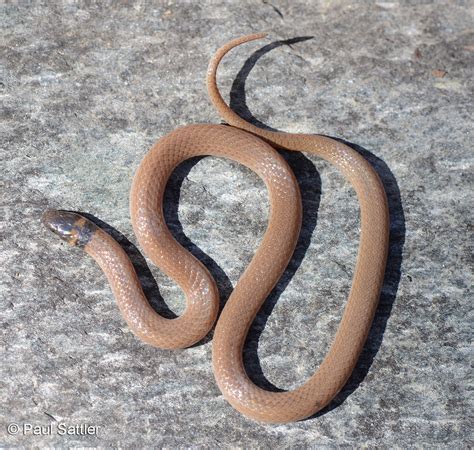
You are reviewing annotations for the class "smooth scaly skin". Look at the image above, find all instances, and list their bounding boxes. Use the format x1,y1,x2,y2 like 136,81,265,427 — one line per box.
129,124,301,349
208,33,389,423
42,33,389,424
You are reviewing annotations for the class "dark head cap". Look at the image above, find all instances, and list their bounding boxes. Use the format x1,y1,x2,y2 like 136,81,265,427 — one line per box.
41,210,97,247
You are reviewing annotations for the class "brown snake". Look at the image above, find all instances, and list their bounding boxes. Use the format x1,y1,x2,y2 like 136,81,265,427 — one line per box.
42,33,389,423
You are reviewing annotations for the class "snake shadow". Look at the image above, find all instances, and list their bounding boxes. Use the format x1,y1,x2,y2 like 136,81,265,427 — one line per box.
79,162,237,346
76,36,404,419
159,151,321,353
78,213,182,321
225,37,406,418
79,196,236,346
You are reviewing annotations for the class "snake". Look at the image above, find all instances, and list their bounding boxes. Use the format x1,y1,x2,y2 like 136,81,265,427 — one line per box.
42,33,389,423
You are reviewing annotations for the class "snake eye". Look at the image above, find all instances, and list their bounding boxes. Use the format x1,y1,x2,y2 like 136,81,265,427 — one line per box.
41,209,95,247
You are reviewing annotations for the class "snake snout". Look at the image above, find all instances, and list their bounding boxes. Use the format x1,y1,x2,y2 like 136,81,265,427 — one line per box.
41,209,96,247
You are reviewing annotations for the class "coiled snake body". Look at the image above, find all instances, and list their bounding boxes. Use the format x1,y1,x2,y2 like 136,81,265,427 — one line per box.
42,33,389,423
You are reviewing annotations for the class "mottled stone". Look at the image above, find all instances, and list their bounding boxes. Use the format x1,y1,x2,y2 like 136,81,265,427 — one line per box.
1,1,472,447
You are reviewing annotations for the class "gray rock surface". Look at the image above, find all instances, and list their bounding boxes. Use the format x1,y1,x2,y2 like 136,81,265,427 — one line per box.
1,1,472,447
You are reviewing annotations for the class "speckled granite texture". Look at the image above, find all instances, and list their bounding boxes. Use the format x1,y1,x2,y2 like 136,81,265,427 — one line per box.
1,1,472,447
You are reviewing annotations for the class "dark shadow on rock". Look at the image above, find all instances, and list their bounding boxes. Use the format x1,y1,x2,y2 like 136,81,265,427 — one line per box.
228,36,322,392
78,158,236,347
162,157,235,346
307,138,405,419
241,149,321,393
228,37,406,407
78,212,178,320
229,36,314,132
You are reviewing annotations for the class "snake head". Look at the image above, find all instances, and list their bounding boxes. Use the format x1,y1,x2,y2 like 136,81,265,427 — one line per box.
41,209,96,247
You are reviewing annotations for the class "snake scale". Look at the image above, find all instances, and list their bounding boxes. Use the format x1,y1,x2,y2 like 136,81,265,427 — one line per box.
42,33,389,423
